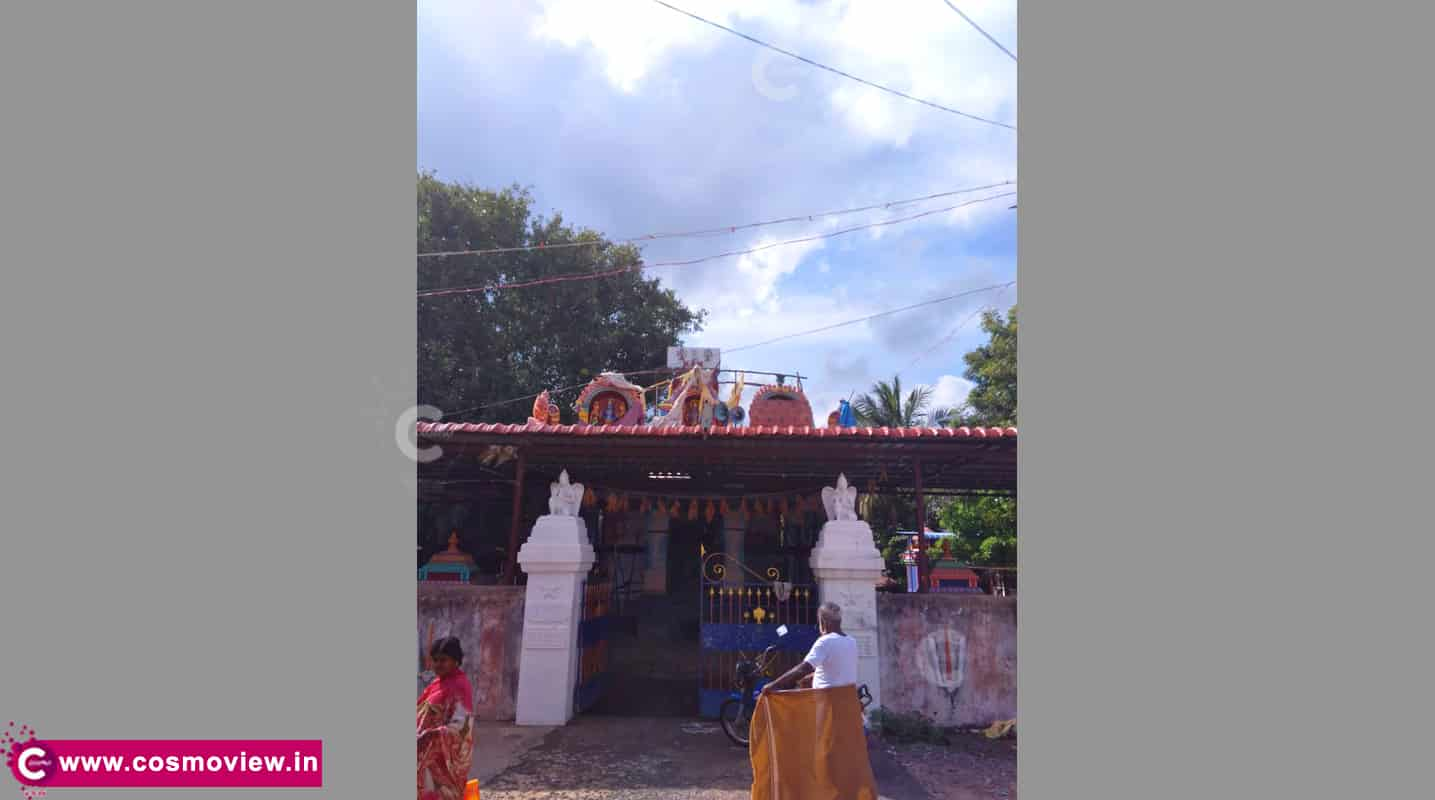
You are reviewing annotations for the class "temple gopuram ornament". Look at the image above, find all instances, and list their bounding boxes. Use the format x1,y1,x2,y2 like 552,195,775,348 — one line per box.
528,390,562,426
748,383,815,428
821,473,860,522
549,470,584,517
574,372,645,426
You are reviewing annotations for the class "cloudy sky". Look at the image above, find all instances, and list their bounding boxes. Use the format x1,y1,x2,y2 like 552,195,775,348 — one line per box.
418,0,1017,425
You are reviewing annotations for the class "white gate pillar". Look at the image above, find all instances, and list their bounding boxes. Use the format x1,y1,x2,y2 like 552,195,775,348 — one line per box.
809,474,885,711
515,471,595,727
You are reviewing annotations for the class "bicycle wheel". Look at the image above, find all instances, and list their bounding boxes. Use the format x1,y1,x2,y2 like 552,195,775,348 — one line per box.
719,698,751,747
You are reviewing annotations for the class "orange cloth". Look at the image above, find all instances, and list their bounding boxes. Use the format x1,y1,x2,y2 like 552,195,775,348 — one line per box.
749,686,879,800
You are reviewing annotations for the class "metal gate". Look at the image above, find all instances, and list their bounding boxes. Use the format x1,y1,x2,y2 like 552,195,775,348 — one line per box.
698,552,819,718
574,578,612,713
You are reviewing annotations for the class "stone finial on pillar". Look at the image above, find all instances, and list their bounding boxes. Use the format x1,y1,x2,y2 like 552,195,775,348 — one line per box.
810,473,886,710
515,469,596,727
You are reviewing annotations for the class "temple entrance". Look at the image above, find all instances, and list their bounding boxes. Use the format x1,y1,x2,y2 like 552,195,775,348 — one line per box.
584,516,714,716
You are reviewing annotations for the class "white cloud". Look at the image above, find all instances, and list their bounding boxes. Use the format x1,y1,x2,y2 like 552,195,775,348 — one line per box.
522,0,1016,149
928,374,975,412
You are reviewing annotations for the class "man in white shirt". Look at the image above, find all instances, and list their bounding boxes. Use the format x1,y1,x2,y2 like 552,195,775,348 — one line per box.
762,601,859,693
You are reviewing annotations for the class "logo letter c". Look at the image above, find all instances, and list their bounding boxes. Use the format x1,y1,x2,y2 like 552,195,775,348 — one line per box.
17,746,48,781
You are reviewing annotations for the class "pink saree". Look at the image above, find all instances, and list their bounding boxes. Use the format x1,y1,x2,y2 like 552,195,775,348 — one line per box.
417,669,475,800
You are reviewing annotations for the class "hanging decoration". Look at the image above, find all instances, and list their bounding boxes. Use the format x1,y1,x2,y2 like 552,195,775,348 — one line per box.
705,499,717,523
582,487,597,508
656,498,667,515
687,498,699,521
639,497,651,513
740,497,751,515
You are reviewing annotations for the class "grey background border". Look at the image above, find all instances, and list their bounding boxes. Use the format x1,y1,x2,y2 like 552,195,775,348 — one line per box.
2,1,1429,799
1022,1,1429,797
1,3,414,799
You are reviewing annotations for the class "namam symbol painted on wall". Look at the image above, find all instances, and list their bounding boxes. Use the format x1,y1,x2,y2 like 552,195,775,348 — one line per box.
914,626,967,710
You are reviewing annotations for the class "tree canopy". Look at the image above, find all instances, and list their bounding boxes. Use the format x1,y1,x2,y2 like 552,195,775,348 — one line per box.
417,172,706,420
956,305,1016,426
853,374,935,427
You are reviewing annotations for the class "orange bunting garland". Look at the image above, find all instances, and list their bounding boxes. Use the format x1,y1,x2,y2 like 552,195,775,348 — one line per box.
687,499,699,520
640,497,651,513
671,499,681,519
656,498,667,515
705,499,716,522
582,487,597,508
740,497,750,515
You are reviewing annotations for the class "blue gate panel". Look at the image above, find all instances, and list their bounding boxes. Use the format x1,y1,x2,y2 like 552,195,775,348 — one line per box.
577,616,610,648
700,623,819,654
699,689,729,720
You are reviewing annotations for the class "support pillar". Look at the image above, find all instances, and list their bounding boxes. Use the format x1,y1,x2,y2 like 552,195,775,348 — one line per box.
722,509,747,586
810,473,885,711
914,456,927,593
501,448,526,584
514,471,595,727
643,511,669,595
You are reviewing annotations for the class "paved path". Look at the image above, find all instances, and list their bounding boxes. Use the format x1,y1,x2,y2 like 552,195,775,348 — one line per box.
474,716,935,800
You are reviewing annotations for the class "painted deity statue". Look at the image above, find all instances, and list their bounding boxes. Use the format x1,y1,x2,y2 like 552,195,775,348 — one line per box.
528,390,561,426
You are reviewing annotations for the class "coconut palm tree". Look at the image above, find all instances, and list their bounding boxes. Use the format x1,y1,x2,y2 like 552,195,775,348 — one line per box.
852,375,935,428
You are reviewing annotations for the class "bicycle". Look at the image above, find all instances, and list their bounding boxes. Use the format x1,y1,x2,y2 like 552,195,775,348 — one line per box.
718,633,876,748
718,643,780,747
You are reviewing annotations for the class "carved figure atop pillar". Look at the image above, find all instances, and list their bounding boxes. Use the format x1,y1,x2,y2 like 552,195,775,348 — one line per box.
548,470,583,517
821,473,859,522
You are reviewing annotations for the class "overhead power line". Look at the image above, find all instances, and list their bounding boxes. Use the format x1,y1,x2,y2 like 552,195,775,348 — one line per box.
649,0,1015,131
418,191,1016,299
939,0,1017,62
417,181,1014,260
725,281,1016,355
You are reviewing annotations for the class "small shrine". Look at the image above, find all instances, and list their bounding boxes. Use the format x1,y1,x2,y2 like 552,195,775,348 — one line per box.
574,373,646,426
418,531,477,583
927,539,982,593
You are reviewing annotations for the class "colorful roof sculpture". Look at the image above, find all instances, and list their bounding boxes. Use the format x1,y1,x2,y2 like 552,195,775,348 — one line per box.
748,384,814,428
574,372,646,426
528,390,561,426
654,365,722,429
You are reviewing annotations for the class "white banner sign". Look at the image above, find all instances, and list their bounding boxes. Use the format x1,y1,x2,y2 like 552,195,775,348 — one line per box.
667,347,720,369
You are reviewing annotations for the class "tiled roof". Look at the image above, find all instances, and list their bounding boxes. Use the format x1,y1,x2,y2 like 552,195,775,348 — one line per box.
417,421,1016,439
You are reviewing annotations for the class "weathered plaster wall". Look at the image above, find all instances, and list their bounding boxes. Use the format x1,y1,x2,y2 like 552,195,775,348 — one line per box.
877,594,1016,727
418,584,525,721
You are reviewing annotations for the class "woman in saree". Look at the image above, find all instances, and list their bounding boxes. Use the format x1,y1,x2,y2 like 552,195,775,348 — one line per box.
417,637,475,800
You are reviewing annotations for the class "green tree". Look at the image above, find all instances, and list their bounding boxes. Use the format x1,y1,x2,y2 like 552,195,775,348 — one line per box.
417,173,706,419
852,375,935,427
935,495,1016,566
955,306,1017,426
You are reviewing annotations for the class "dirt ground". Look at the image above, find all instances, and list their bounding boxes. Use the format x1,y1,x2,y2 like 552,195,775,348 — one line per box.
882,734,1017,800
471,716,1015,800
